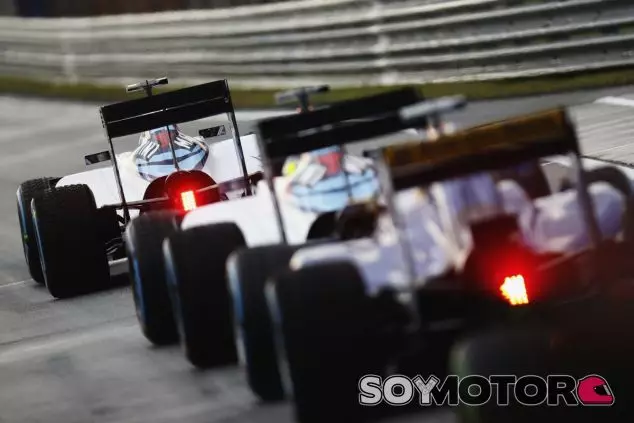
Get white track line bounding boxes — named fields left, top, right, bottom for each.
left=0, top=279, right=32, bottom=289
left=594, top=96, right=634, bottom=108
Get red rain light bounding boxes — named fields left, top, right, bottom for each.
left=181, top=190, right=197, bottom=211
left=500, top=274, right=529, bottom=306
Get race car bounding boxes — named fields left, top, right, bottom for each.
left=123, top=84, right=350, bottom=348
left=17, top=77, right=262, bottom=299
left=127, top=87, right=434, bottom=363
left=264, top=107, right=634, bottom=422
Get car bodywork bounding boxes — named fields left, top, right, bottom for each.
left=287, top=109, right=634, bottom=295
left=289, top=172, right=626, bottom=294
left=180, top=158, right=379, bottom=246
left=178, top=88, right=431, bottom=246
left=290, top=107, right=629, bottom=297
left=56, top=130, right=262, bottom=212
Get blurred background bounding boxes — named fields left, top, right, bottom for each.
left=1, top=0, right=633, bottom=108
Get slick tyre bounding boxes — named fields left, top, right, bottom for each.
left=227, top=245, right=299, bottom=402
left=17, top=177, right=57, bottom=284
left=270, top=262, right=377, bottom=423
left=31, top=184, right=109, bottom=298
left=450, top=325, right=546, bottom=423
left=164, top=223, right=246, bottom=368
left=584, top=166, right=634, bottom=242
left=451, top=294, right=634, bottom=423
left=125, top=211, right=181, bottom=346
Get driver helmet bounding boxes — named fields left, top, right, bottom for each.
left=138, top=124, right=180, bottom=146
left=133, top=124, right=209, bottom=181
left=284, top=146, right=380, bottom=213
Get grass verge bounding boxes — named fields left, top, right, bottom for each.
left=1, top=66, right=633, bottom=108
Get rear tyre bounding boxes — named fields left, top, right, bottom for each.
left=585, top=166, right=634, bottom=241
left=450, top=324, right=552, bottom=423
left=559, top=166, right=631, bottom=194
left=124, top=211, right=181, bottom=346
left=270, top=262, right=377, bottom=423
left=585, top=166, right=632, bottom=197
left=163, top=223, right=246, bottom=368
left=227, top=245, right=299, bottom=402
left=31, top=184, right=109, bottom=298
left=450, top=298, right=632, bottom=423
left=16, top=177, right=57, bottom=284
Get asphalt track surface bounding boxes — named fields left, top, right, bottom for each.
left=0, top=85, right=633, bottom=423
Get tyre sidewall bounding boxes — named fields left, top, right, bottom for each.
left=31, top=184, right=108, bottom=298
left=125, top=211, right=181, bottom=345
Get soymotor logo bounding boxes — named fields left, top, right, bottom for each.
left=359, top=374, right=615, bottom=407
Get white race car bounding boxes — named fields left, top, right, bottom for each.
left=265, top=107, right=634, bottom=422
left=120, top=83, right=391, bottom=349
left=16, top=77, right=264, bottom=300
left=123, top=87, right=433, bottom=356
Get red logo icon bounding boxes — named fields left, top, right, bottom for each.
left=576, top=375, right=615, bottom=406
left=317, top=151, right=343, bottom=176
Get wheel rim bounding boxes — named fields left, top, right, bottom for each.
left=17, top=199, right=30, bottom=262
left=130, top=255, right=147, bottom=326
left=31, top=205, right=47, bottom=284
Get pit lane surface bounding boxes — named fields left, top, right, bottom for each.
left=0, top=85, right=633, bottom=423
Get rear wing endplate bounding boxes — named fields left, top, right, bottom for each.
left=85, top=150, right=111, bottom=165
left=199, top=125, right=227, bottom=139
left=376, top=107, right=579, bottom=191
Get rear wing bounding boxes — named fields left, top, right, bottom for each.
left=255, top=87, right=426, bottom=163
left=375, top=107, right=579, bottom=191
left=97, top=78, right=247, bottom=222
left=100, top=79, right=234, bottom=139
left=372, top=106, right=602, bottom=292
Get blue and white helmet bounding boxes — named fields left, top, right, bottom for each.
left=133, top=124, right=209, bottom=181
left=285, top=146, right=380, bottom=213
